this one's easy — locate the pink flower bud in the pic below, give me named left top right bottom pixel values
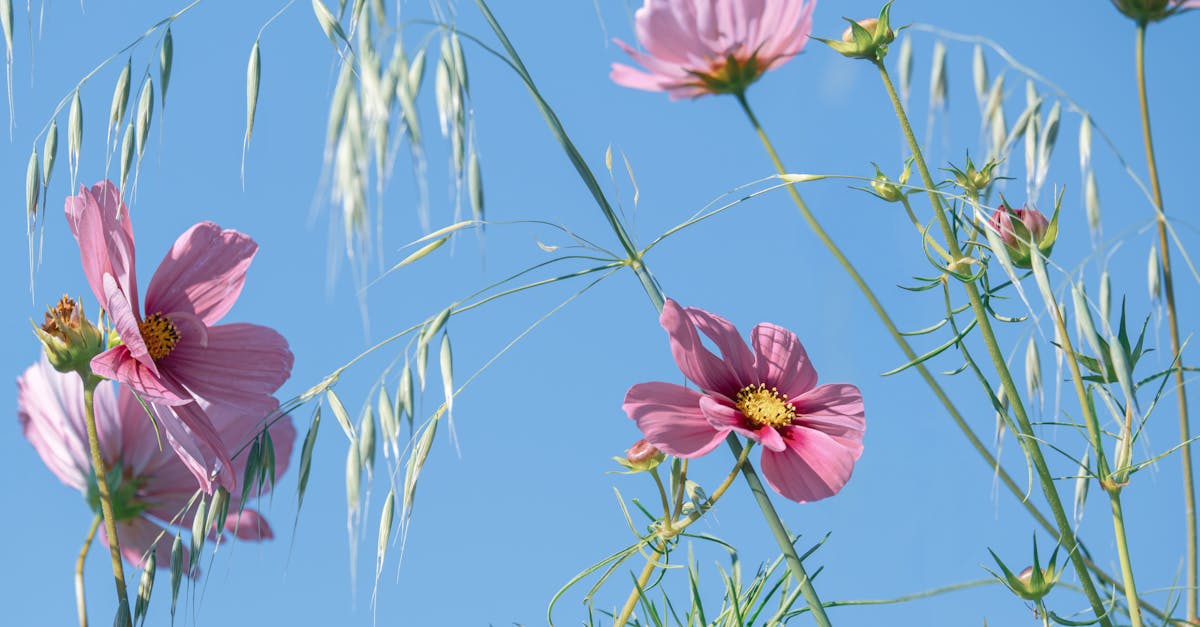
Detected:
left=626, top=439, right=665, bottom=467
left=989, top=205, right=1049, bottom=248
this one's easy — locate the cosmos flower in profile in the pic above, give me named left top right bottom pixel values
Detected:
left=623, top=299, right=865, bottom=503
left=611, top=0, right=817, bottom=99
left=64, top=181, right=293, bottom=491
left=17, top=356, right=295, bottom=570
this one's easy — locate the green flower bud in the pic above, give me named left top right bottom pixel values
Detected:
left=945, top=154, right=1002, bottom=196
left=33, top=295, right=105, bottom=377
left=988, top=536, right=1062, bottom=603
left=1111, top=0, right=1195, bottom=23
left=814, top=2, right=897, bottom=62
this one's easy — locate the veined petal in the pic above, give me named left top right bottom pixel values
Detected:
left=91, top=346, right=190, bottom=406
left=751, top=322, right=818, bottom=397
left=158, top=401, right=237, bottom=492
left=64, top=181, right=139, bottom=316
left=145, top=222, right=258, bottom=326
left=624, top=382, right=727, bottom=458
left=16, top=358, right=95, bottom=489
left=685, top=306, right=755, bottom=386
left=661, top=299, right=741, bottom=394
left=794, top=383, right=866, bottom=439
left=102, top=273, right=153, bottom=372
left=760, top=425, right=862, bottom=503
left=697, top=394, right=767, bottom=446
left=163, top=322, right=293, bottom=407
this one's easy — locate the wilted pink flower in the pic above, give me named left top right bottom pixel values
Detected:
left=623, top=300, right=865, bottom=503
left=611, top=0, right=817, bottom=99
left=65, top=181, right=293, bottom=491
left=17, top=357, right=294, bottom=570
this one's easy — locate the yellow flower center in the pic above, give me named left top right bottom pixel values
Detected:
left=139, top=313, right=180, bottom=360
left=734, top=384, right=796, bottom=429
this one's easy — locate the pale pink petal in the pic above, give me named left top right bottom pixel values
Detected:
left=101, top=273, right=154, bottom=373
left=91, top=346, right=190, bottom=406
left=759, top=0, right=815, bottom=67
left=793, top=383, right=866, bottom=440
left=624, top=382, right=728, bottom=457
left=157, top=401, right=237, bottom=492
left=760, top=425, right=862, bottom=503
left=64, top=181, right=139, bottom=316
left=16, top=358, right=94, bottom=489
left=698, top=395, right=786, bottom=451
left=685, top=306, right=755, bottom=386
left=101, top=517, right=178, bottom=571
left=661, top=299, right=740, bottom=394
left=163, top=322, right=293, bottom=407
left=145, top=222, right=258, bottom=325
left=636, top=1, right=710, bottom=62
left=223, top=509, right=274, bottom=541
left=751, top=322, right=818, bottom=397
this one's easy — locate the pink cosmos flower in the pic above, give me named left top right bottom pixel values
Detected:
left=17, top=356, right=295, bottom=570
left=64, top=181, right=293, bottom=491
left=611, top=0, right=817, bottom=99
left=623, top=299, right=865, bottom=503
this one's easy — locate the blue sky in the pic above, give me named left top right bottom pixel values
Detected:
left=1, top=1, right=1198, bottom=625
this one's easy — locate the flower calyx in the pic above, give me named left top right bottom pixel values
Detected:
left=987, top=536, right=1062, bottom=603
left=33, top=295, right=105, bottom=377
left=815, top=2, right=897, bottom=61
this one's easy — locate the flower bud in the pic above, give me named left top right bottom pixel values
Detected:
left=867, top=160, right=912, bottom=203
left=945, top=154, right=1001, bottom=197
left=988, top=537, right=1062, bottom=603
left=33, top=295, right=105, bottom=376
left=624, top=439, right=665, bottom=471
left=816, top=2, right=896, bottom=61
left=987, top=204, right=1056, bottom=269
left=1112, top=0, right=1194, bottom=23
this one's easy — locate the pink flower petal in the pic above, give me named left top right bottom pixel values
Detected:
left=64, top=181, right=139, bottom=317
left=751, top=322, right=818, bottom=397
left=624, top=382, right=728, bottom=457
left=91, top=346, right=190, bottom=406
left=101, top=273, right=154, bottom=373
left=660, top=299, right=741, bottom=394
left=685, top=306, right=755, bottom=386
left=793, top=383, right=867, bottom=440
left=17, top=358, right=98, bottom=489
left=697, top=394, right=769, bottom=446
left=223, top=509, right=274, bottom=541
left=145, top=222, right=258, bottom=326
left=101, top=517, right=177, bottom=571
left=759, top=425, right=862, bottom=503
left=163, top=322, right=293, bottom=407
left=157, top=401, right=238, bottom=492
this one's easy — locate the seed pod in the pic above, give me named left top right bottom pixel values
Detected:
left=1148, top=246, right=1161, bottom=302
left=160, top=28, right=174, bottom=107
left=1025, top=337, right=1042, bottom=407
left=42, top=121, right=58, bottom=188
left=1099, top=270, right=1112, bottom=322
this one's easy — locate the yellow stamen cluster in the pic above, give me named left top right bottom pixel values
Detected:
left=138, top=313, right=180, bottom=360
left=734, top=384, right=796, bottom=429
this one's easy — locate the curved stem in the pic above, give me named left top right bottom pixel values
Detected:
left=75, top=515, right=101, bottom=627
left=614, top=544, right=664, bottom=627
left=82, top=378, right=132, bottom=625
left=1136, top=22, right=1194, bottom=622
left=873, top=60, right=1111, bottom=626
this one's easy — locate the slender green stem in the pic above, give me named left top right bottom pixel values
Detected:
left=1136, top=22, right=1195, bottom=621
left=614, top=445, right=753, bottom=627
left=873, top=60, right=1111, bottom=626
left=75, top=515, right=101, bottom=627
left=1110, top=493, right=1143, bottom=627
left=727, top=436, right=832, bottom=626
left=82, top=378, right=132, bottom=626
left=1031, top=253, right=1142, bottom=621
left=650, top=468, right=671, bottom=523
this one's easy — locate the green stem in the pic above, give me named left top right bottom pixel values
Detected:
left=1110, top=493, right=1143, bottom=627
left=82, top=378, right=132, bottom=626
left=75, top=515, right=101, bottom=627
left=873, top=60, right=1111, bottom=626
left=1136, top=22, right=1194, bottom=621
left=727, top=436, right=832, bottom=626
left=614, top=543, right=664, bottom=627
